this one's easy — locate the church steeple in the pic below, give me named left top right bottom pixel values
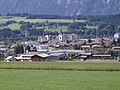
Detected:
left=59, top=28, right=63, bottom=41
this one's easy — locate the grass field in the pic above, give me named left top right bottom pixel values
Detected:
left=0, top=61, right=120, bottom=71
left=0, top=23, right=21, bottom=30
left=85, top=25, right=98, bottom=29
left=0, top=70, right=120, bottom=90
left=0, top=61, right=120, bottom=90
left=0, top=16, right=86, bottom=23
left=0, top=16, right=86, bottom=31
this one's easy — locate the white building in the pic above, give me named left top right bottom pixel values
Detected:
left=5, top=56, right=16, bottom=62
left=114, top=33, right=120, bottom=39
left=36, top=45, right=49, bottom=52
left=114, top=33, right=120, bottom=41
left=38, top=35, right=51, bottom=43
left=15, top=53, right=50, bottom=61
left=59, top=33, right=78, bottom=42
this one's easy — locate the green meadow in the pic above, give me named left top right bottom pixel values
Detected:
left=0, top=70, right=120, bottom=90
left=0, top=23, right=21, bottom=30
left=0, top=61, right=120, bottom=90
left=0, top=61, right=120, bottom=71
left=0, top=16, right=86, bottom=31
left=0, top=16, right=86, bottom=23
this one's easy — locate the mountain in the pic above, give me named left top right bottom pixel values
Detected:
left=0, top=0, right=120, bottom=16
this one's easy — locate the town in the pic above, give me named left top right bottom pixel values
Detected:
left=1, top=1, right=120, bottom=90
left=1, top=31, right=120, bottom=62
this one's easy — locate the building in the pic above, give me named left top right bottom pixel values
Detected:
left=112, top=47, right=120, bottom=59
left=114, top=33, right=120, bottom=41
left=114, top=33, right=120, bottom=39
left=48, top=53, right=66, bottom=60
left=14, top=53, right=49, bottom=61
left=59, top=33, right=78, bottom=42
left=81, top=45, right=91, bottom=50
left=38, top=35, right=51, bottom=43
left=31, top=54, right=49, bottom=61
left=0, top=48, right=7, bottom=60
left=89, top=54, right=112, bottom=60
left=49, top=50, right=85, bottom=57
left=5, top=56, right=16, bottom=62
left=36, top=45, right=49, bottom=52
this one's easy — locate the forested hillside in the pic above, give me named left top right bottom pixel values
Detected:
left=0, top=14, right=120, bottom=40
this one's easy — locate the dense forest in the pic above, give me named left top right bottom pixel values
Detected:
left=0, top=13, right=120, bottom=40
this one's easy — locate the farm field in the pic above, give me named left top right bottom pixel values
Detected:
left=0, top=16, right=86, bottom=23
left=0, top=61, right=120, bottom=71
left=0, top=16, right=86, bottom=31
left=0, top=23, right=21, bottom=30
left=0, top=70, right=120, bottom=90
left=0, top=61, right=120, bottom=90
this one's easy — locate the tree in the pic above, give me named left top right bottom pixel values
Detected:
left=31, top=47, right=37, bottom=52
left=14, top=44, right=24, bottom=55
left=88, top=39, right=92, bottom=43
left=73, top=44, right=81, bottom=50
left=101, top=40, right=105, bottom=47
left=82, top=41, right=87, bottom=46
left=67, top=53, right=74, bottom=61
left=111, top=39, right=116, bottom=46
left=26, top=45, right=31, bottom=52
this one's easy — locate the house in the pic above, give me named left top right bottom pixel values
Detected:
left=16, top=54, right=33, bottom=61
left=92, top=45, right=103, bottom=48
left=0, top=48, right=7, bottom=60
left=89, top=38, right=102, bottom=45
left=112, top=47, right=120, bottom=59
left=48, top=40, right=68, bottom=48
left=31, top=54, right=49, bottom=61
left=79, top=55, right=88, bottom=61
left=7, top=48, right=14, bottom=56
left=15, top=53, right=49, bottom=62
left=81, top=45, right=91, bottom=50
left=5, top=56, right=16, bottom=62
left=89, top=54, right=112, bottom=59
left=0, top=42, right=6, bottom=48
left=36, top=45, right=49, bottom=52
left=76, top=53, right=92, bottom=60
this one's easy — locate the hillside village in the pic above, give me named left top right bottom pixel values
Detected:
left=1, top=31, right=120, bottom=62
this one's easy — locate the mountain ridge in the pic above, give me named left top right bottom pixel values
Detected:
left=0, top=0, right=120, bottom=16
